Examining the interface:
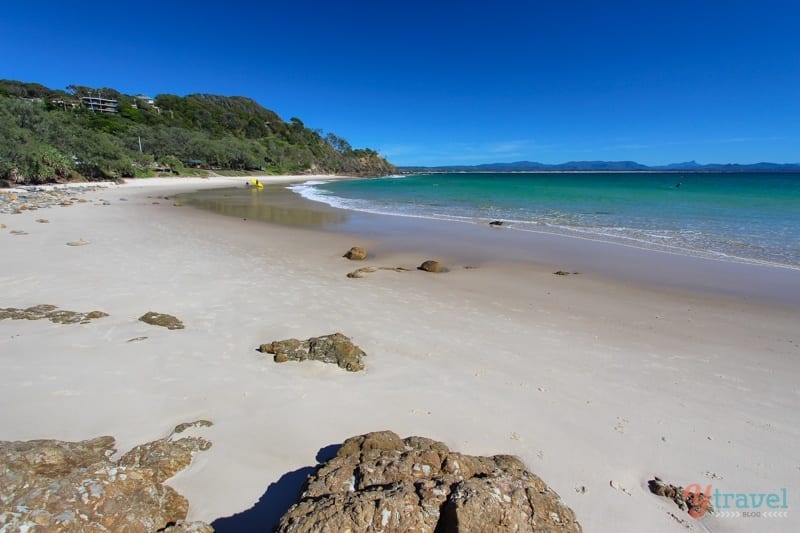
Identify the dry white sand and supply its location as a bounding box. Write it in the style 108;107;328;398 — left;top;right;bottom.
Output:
1;177;798;532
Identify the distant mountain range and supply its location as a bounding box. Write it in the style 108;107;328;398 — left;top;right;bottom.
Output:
400;160;800;173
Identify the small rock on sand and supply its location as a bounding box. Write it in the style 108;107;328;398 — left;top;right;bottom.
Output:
0;304;108;324
418;260;446;273
343;246;367;260
259;332;366;372
139;311;185;330
66;239;89;246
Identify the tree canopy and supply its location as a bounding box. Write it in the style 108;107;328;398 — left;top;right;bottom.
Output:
0;79;395;184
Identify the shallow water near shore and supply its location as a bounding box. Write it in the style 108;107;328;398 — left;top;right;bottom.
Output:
296;172;800;270
179;179;800;307
176;184;350;228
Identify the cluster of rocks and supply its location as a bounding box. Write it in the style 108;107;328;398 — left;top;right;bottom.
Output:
648;477;715;517
0;186;104;215
1;425;582;532
259;332;366;372
277;430;582;532
0;304;108;325
343;246;449;275
0;420;212;532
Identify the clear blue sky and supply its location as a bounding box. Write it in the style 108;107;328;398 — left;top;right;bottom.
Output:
2;1;798;166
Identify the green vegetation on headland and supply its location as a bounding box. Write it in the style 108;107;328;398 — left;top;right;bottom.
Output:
0;79;396;186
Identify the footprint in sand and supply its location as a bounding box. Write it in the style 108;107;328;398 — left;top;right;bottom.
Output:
10;230;28;235
609;480;632;496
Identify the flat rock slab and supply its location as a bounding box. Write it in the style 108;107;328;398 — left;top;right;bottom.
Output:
259;332;366;372
0;420;212;532
0;304;108;324
139;311;185;330
347;266;410;278
276;430;581;532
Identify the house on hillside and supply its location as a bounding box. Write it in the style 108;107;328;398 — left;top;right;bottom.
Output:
81;96;118;113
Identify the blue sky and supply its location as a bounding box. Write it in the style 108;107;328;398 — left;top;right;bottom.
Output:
2;1;798;166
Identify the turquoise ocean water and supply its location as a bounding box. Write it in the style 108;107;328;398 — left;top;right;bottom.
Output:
291;173;800;269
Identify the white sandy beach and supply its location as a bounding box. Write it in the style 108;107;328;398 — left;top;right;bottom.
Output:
1;177;798;532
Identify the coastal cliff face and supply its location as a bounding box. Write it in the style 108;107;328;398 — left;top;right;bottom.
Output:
0;79;397;185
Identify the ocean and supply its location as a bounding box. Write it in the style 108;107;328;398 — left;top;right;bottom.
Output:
290;172;800;270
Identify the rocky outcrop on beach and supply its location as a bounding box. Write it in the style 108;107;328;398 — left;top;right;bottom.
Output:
259;332;366;372
277;430;581;532
418;260;446;273
0;304;108;324
343;246;367;260
0;186;102;214
0;420;213;532
139;311;185;330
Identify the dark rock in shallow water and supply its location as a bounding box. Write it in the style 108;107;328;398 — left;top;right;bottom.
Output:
139;311;185;330
276;430;581;532
418;260;446;273
259;332;366;372
489;220;504;226
343;246;367;260
0;421;213;532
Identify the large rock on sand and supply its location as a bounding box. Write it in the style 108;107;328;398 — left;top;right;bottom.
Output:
259;332;366;372
276;430;581;532
0;420;213;532
343;246;367;260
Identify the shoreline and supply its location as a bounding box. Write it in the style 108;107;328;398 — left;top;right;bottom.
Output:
1;177;798;532
181;177;800;309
